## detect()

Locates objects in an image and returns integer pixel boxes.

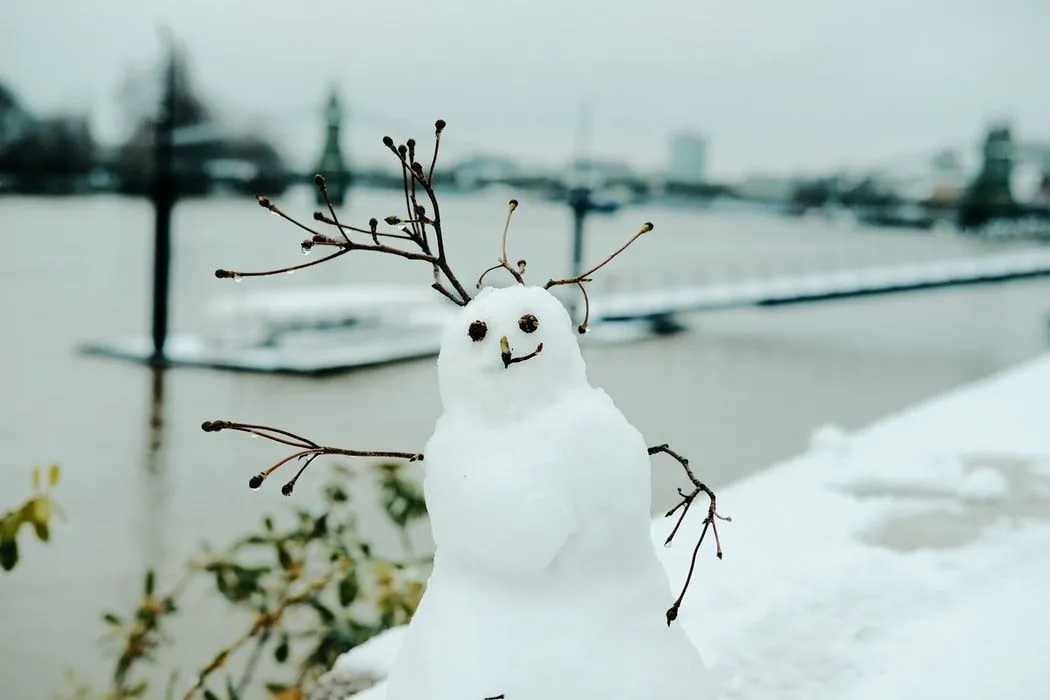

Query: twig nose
[499,336,511,368]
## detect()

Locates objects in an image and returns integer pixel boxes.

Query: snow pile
[324,339,1050,698]
[664,353,1050,700]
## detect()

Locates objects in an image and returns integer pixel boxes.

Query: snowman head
[436,285,588,416]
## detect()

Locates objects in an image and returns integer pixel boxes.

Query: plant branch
[181,573,335,700]
[545,221,653,330]
[476,200,525,288]
[546,221,653,289]
[202,420,423,496]
[647,443,731,626]
[216,121,473,306]
[313,175,350,243]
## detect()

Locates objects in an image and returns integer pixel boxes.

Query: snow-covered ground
[323,353,1050,700]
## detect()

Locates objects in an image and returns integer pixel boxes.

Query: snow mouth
[499,336,543,369]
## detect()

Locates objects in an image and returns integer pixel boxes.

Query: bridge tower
[313,87,351,206]
[959,123,1016,229]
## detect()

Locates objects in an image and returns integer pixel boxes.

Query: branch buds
[435,119,446,135]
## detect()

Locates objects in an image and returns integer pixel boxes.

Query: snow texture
[385,285,717,700]
[329,351,1050,700]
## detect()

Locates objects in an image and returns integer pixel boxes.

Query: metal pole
[567,185,591,322]
[150,44,176,364]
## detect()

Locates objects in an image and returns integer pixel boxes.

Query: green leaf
[125,680,149,697]
[144,569,156,596]
[274,634,290,663]
[0,537,18,571]
[312,514,328,538]
[103,612,123,627]
[48,464,60,487]
[308,598,335,623]
[29,497,51,526]
[263,517,274,532]
[202,690,220,700]
[338,574,358,607]
[277,545,293,572]
[32,520,50,542]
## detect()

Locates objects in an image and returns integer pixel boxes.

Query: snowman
[380,283,719,699]
[206,123,724,700]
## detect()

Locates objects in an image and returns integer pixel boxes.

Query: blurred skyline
[2,0,1048,178]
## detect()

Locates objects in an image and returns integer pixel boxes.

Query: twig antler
[647,444,731,626]
[201,421,422,496]
[545,222,653,333]
[476,199,527,288]
[214,119,474,307]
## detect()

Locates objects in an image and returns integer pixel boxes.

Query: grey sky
[2,0,1047,178]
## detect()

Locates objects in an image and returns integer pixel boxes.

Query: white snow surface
[325,342,1050,699]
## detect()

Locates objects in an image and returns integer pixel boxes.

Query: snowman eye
[518,314,539,333]
[467,320,488,342]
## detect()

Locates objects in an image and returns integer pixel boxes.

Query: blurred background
[2,1,1049,698]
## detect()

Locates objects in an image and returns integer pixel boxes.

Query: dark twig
[545,222,653,290]
[647,443,730,626]
[313,175,350,243]
[216,122,473,306]
[201,420,422,496]
[476,200,526,288]
[499,338,543,368]
[545,222,653,330]
[574,280,591,334]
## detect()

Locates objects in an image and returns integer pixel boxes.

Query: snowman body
[383,286,716,700]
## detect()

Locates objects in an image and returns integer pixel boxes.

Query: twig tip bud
[382,136,394,148]
[435,119,446,133]
[313,173,326,188]
[281,482,295,496]
[248,474,265,490]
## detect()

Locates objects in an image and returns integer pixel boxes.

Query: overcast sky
[2,0,1047,178]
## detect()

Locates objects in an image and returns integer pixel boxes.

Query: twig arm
[202,420,423,496]
[647,443,731,625]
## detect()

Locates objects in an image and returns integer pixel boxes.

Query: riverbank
[333,352,1050,699]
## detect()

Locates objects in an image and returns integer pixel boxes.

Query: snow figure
[381,284,718,700]
[205,121,726,700]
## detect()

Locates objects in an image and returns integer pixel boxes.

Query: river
[2,189,1048,699]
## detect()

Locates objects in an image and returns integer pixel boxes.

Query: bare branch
[544,221,652,330]
[476,200,526,288]
[202,420,422,496]
[546,221,653,290]
[648,443,731,626]
[313,174,350,243]
[215,122,473,306]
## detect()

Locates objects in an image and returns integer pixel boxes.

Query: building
[667,131,707,184]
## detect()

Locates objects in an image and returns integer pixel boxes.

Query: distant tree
[0,80,96,194]
[113,47,287,196]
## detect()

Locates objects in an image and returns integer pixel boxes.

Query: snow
[326,347,1050,699]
